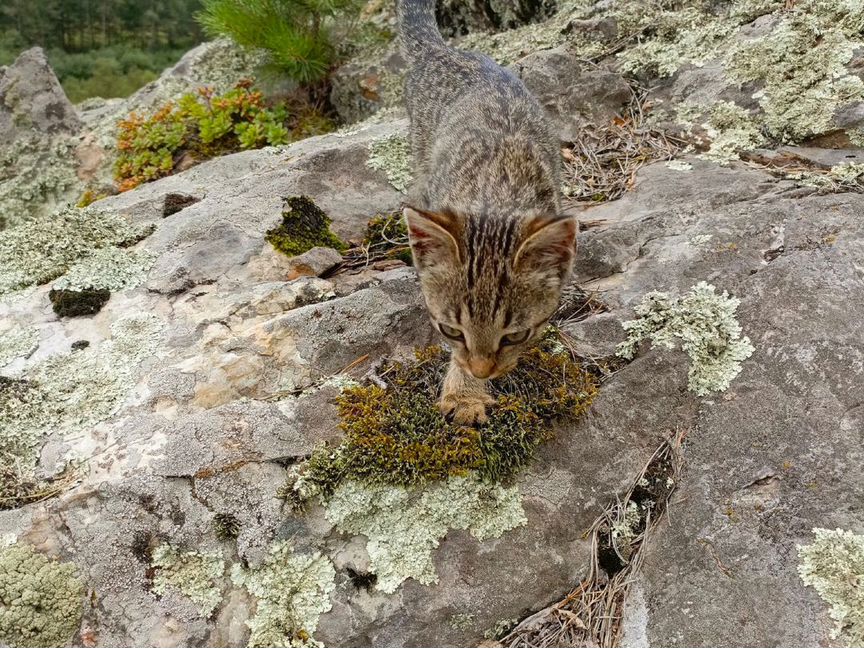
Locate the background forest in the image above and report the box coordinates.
[0,0,203,102]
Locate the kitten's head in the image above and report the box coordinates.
[405,206,576,380]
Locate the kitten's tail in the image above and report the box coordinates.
[397,0,445,59]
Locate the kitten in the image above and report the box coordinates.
[398,0,577,425]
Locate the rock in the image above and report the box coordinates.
[285,246,343,279]
[330,43,407,124]
[0,47,82,138]
[513,47,632,141]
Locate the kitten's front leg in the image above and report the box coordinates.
[439,358,494,425]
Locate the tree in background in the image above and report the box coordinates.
[197,0,362,86]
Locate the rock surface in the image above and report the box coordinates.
[2,2,864,647]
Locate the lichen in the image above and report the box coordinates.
[230,541,335,648]
[0,325,38,368]
[324,474,527,593]
[366,133,413,192]
[665,160,694,172]
[449,612,476,631]
[151,544,224,617]
[266,196,347,258]
[0,205,154,296]
[53,247,157,292]
[0,543,85,648]
[484,617,519,640]
[798,527,864,645]
[786,162,864,194]
[213,513,242,541]
[0,313,163,494]
[288,332,597,502]
[699,101,766,164]
[617,282,754,396]
[0,135,82,231]
[726,0,864,143]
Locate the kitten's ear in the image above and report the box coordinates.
[403,206,462,270]
[514,216,577,281]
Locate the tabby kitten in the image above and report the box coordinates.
[398,0,577,425]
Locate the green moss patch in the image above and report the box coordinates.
[49,288,112,318]
[339,211,412,272]
[0,543,85,648]
[266,196,347,258]
[283,330,597,507]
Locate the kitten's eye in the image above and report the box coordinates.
[501,329,531,346]
[439,323,465,342]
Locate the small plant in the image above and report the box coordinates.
[266,196,347,257]
[114,81,334,191]
[213,513,241,540]
[282,329,597,506]
[198,0,362,85]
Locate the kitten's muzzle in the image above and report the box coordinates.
[467,357,496,380]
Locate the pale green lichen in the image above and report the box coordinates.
[0,136,82,231]
[449,612,476,632]
[53,247,157,292]
[850,129,864,147]
[151,544,224,617]
[323,474,527,594]
[0,205,154,295]
[695,101,765,164]
[0,543,85,648]
[230,541,335,648]
[366,133,413,192]
[617,281,755,396]
[0,312,163,479]
[665,160,694,172]
[0,325,38,368]
[798,527,864,645]
[484,617,519,640]
[727,0,864,143]
[786,163,864,193]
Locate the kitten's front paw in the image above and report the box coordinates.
[439,393,493,426]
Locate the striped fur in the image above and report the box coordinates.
[399,0,577,424]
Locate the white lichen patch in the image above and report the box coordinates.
[699,102,765,164]
[324,475,527,594]
[617,282,755,396]
[0,543,85,648]
[665,160,694,172]
[0,312,164,475]
[53,247,157,292]
[786,163,864,193]
[0,325,38,368]
[0,205,153,295]
[366,133,413,192]
[230,541,335,648]
[798,527,864,645]
[152,544,224,617]
[727,0,864,143]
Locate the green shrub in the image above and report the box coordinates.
[114,81,334,191]
[197,0,362,85]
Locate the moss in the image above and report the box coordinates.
[366,134,413,193]
[798,527,864,645]
[0,325,38,368]
[151,544,224,618]
[0,205,154,296]
[0,543,85,648]
[230,541,335,648]
[0,313,163,501]
[266,196,347,258]
[52,247,157,293]
[324,474,526,593]
[340,211,413,270]
[162,193,201,217]
[289,330,597,502]
[49,288,112,318]
[617,281,755,396]
[213,513,241,541]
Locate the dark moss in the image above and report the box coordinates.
[265,196,347,257]
[71,340,90,351]
[291,329,597,503]
[49,288,111,317]
[162,193,200,217]
[213,512,241,540]
[339,211,413,272]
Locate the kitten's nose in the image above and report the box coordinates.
[468,357,495,379]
